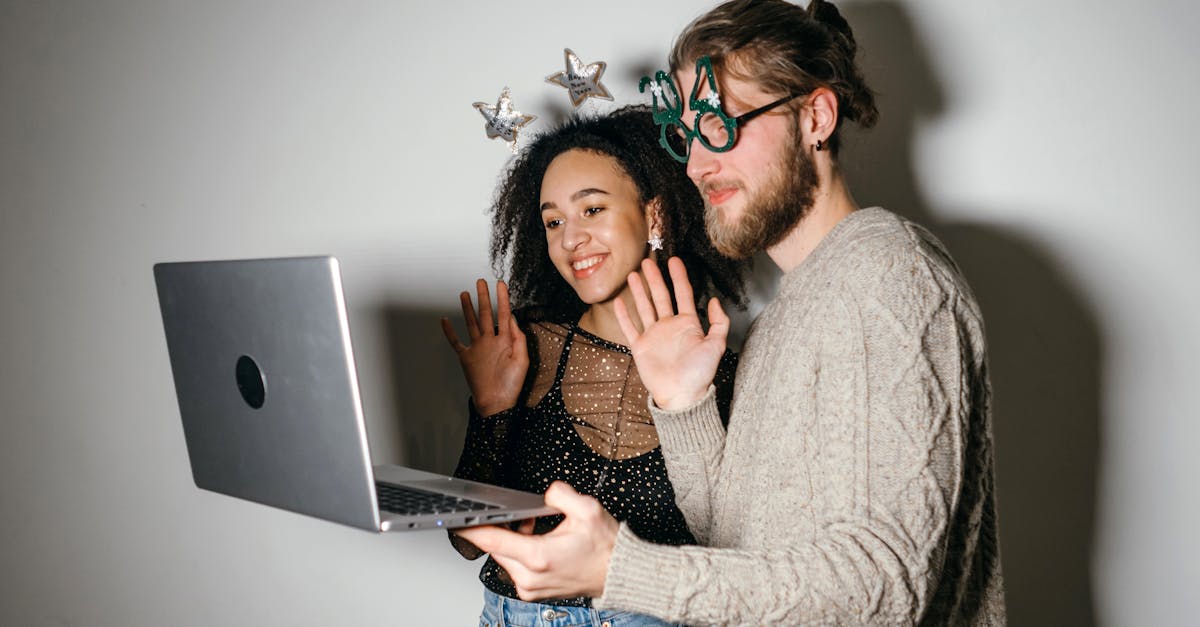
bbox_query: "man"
[458,0,1006,624]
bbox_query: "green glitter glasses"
[640,55,804,163]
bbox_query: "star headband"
[474,48,613,151]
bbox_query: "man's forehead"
[674,61,760,112]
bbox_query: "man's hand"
[441,279,529,417]
[615,257,728,410]
[455,482,618,600]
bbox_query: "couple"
[442,1,1005,625]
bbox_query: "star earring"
[648,232,664,251]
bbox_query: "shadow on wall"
[842,3,1102,625]
[377,304,473,477]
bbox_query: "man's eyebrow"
[540,188,610,212]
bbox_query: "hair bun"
[806,0,857,57]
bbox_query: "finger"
[440,317,466,353]
[509,316,528,360]
[496,280,513,337]
[613,297,641,345]
[455,524,533,563]
[475,278,495,335]
[460,290,481,340]
[626,270,657,329]
[515,517,536,535]
[642,259,676,319]
[706,297,730,345]
[667,257,697,316]
[489,554,542,598]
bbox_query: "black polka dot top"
[450,319,737,607]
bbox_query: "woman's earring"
[648,233,664,251]
[815,139,824,151]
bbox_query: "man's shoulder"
[837,208,935,261]
[827,208,971,303]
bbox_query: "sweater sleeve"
[597,252,977,625]
[650,386,727,545]
[648,350,738,544]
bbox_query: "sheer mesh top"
[525,322,663,461]
[451,319,737,607]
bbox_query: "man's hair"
[670,0,878,156]
[489,105,749,323]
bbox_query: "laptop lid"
[154,256,384,531]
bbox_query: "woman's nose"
[561,220,589,249]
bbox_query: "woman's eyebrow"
[540,188,610,212]
[571,187,609,201]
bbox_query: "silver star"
[546,48,613,108]
[473,87,537,148]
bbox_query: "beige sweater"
[595,208,1005,625]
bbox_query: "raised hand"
[614,257,729,410]
[441,279,529,417]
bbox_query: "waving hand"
[614,257,729,410]
[441,279,529,417]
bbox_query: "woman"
[442,105,747,627]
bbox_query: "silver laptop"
[153,255,555,532]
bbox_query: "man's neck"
[766,170,858,273]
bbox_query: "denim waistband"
[479,588,682,627]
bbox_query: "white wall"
[2,1,1196,625]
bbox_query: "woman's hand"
[441,279,529,417]
[614,257,728,410]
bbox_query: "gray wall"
[2,1,1196,625]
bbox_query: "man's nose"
[686,142,720,181]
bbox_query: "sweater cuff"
[649,385,726,454]
[595,523,684,617]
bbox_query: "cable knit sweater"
[595,208,1006,625]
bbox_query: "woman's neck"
[577,292,641,346]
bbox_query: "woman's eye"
[584,206,605,216]
[544,218,563,230]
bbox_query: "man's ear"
[803,86,839,148]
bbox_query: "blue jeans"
[479,588,682,627]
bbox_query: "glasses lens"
[661,122,690,162]
[696,112,735,152]
[658,79,681,113]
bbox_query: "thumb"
[706,297,729,344]
[543,481,596,517]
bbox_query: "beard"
[702,130,819,260]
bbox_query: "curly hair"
[488,105,749,323]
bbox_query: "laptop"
[153,255,556,532]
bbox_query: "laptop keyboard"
[375,482,501,516]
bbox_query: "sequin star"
[546,48,613,108]
[473,87,537,148]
